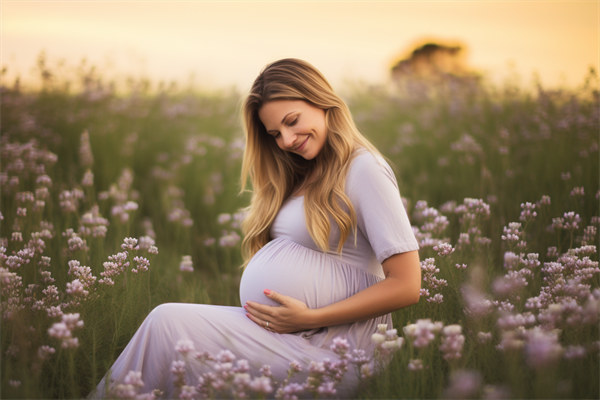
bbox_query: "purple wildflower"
[403,319,443,348]
[440,325,465,360]
[179,256,193,272]
[570,186,584,197]
[132,256,150,273]
[433,242,455,256]
[524,327,563,369]
[407,359,424,371]
[443,370,482,399]
[175,339,195,357]
[519,202,537,222]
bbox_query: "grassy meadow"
[0,61,598,399]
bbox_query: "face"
[258,99,327,160]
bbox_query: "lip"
[294,136,309,152]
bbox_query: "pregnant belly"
[239,238,354,309]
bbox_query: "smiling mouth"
[294,137,309,152]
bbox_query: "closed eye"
[265,128,281,138]
[265,114,298,138]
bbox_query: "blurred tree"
[390,41,481,94]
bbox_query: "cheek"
[318,120,327,138]
[318,110,327,132]
[317,123,328,141]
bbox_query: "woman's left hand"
[244,289,313,334]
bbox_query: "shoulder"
[346,148,397,189]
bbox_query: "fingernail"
[264,289,271,295]
[243,304,248,309]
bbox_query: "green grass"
[0,63,598,398]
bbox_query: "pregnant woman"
[92,58,421,398]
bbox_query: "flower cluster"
[454,198,492,248]
[501,222,526,249]
[202,209,246,249]
[439,325,465,361]
[411,201,448,249]
[403,319,443,348]
[371,323,405,358]
[412,200,450,235]
[79,205,110,238]
[552,211,582,231]
[98,168,141,224]
[419,258,447,303]
[47,313,84,349]
[165,186,194,228]
[519,202,538,222]
[179,255,194,272]
[433,242,455,257]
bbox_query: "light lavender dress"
[93,149,418,398]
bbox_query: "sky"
[1,0,598,92]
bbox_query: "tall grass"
[0,62,598,399]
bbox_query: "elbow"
[394,281,421,308]
[395,276,422,307]
[394,287,419,309]
[411,292,421,305]
[410,263,422,305]
[408,281,421,306]
[409,288,421,306]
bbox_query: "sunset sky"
[1,0,598,91]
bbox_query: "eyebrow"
[266,111,297,134]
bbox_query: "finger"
[245,300,281,317]
[245,311,268,328]
[263,289,286,305]
[265,320,277,332]
[245,312,278,333]
[244,302,275,321]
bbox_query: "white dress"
[92,149,419,398]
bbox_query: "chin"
[300,153,316,160]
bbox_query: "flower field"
[1,63,598,399]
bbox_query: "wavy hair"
[240,58,379,265]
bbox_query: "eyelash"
[271,117,298,138]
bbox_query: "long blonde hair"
[240,58,379,265]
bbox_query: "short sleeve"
[345,150,419,263]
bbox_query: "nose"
[279,129,297,149]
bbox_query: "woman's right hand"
[244,289,316,333]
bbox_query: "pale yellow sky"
[1,0,598,91]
